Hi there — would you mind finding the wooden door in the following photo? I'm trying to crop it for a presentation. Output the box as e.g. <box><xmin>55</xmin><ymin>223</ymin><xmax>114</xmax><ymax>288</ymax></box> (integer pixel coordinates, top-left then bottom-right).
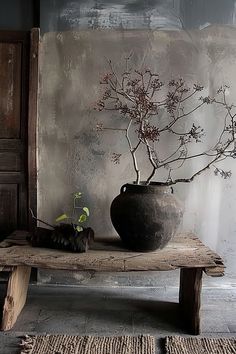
<box><xmin>0</xmin><ymin>32</ymin><xmax>33</xmax><ymax>240</ymax></box>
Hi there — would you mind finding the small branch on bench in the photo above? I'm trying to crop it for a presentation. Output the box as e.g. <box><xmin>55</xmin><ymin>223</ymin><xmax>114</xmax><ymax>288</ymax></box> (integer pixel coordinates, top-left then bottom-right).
<box><xmin>29</xmin><ymin>208</ymin><xmax>54</xmax><ymax>229</ymax></box>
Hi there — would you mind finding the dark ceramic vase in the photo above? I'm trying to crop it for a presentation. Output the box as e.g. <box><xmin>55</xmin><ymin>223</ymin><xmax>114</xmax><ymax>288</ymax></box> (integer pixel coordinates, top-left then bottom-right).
<box><xmin>110</xmin><ymin>182</ymin><xmax>183</xmax><ymax>252</ymax></box>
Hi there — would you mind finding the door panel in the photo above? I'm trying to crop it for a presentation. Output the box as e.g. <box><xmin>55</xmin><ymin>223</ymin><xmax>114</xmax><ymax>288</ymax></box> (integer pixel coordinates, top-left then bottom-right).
<box><xmin>0</xmin><ymin>42</ymin><xmax>21</xmax><ymax>138</ymax></box>
<box><xmin>0</xmin><ymin>32</ymin><xmax>30</xmax><ymax>240</ymax></box>
<box><xmin>0</xmin><ymin>152</ymin><xmax>21</xmax><ymax>171</ymax></box>
<box><xmin>0</xmin><ymin>184</ymin><xmax>18</xmax><ymax>234</ymax></box>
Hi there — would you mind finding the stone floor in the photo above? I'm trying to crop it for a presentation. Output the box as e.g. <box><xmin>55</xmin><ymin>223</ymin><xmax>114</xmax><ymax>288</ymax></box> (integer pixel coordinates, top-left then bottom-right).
<box><xmin>0</xmin><ymin>282</ymin><xmax>236</xmax><ymax>353</ymax></box>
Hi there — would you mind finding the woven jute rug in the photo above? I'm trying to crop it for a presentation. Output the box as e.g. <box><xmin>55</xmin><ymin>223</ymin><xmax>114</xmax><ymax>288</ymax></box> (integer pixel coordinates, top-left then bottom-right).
<box><xmin>20</xmin><ymin>334</ymin><xmax>155</xmax><ymax>354</ymax></box>
<box><xmin>165</xmin><ymin>336</ymin><xmax>236</xmax><ymax>354</ymax></box>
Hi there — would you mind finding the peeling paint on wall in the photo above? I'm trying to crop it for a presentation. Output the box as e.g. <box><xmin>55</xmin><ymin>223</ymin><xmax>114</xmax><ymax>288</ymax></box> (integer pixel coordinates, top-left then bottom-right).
<box><xmin>41</xmin><ymin>0</ymin><xmax>181</xmax><ymax>31</ymax></box>
<box><xmin>41</xmin><ymin>0</ymin><xmax>236</xmax><ymax>32</ymax></box>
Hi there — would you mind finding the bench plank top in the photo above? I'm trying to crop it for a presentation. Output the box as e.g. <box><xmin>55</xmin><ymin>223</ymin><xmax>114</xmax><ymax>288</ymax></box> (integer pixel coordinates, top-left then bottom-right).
<box><xmin>0</xmin><ymin>231</ymin><xmax>224</xmax><ymax>275</ymax></box>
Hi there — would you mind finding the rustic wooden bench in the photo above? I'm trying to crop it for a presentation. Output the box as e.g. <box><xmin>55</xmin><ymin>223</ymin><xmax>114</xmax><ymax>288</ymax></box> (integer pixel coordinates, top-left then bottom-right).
<box><xmin>0</xmin><ymin>231</ymin><xmax>224</xmax><ymax>334</ymax></box>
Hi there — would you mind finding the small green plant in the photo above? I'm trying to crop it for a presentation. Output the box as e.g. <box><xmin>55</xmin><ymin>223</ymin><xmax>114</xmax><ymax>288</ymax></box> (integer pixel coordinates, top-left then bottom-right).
<box><xmin>55</xmin><ymin>192</ymin><xmax>90</xmax><ymax>232</ymax></box>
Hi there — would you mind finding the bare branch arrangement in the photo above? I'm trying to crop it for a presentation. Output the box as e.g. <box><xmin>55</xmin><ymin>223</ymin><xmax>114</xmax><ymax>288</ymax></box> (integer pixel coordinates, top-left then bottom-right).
<box><xmin>95</xmin><ymin>59</ymin><xmax>236</xmax><ymax>185</ymax></box>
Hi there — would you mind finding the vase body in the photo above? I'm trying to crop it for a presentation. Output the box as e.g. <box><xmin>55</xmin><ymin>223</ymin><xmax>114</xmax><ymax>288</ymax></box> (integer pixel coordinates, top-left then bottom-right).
<box><xmin>110</xmin><ymin>182</ymin><xmax>183</xmax><ymax>252</ymax></box>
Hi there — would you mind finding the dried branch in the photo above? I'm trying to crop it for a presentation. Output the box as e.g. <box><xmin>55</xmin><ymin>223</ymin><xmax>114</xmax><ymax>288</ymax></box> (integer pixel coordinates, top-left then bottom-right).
<box><xmin>96</xmin><ymin>61</ymin><xmax>236</xmax><ymax>185</ymax></box>
<box><xmin>159</xmin><ymin>102</ymin><xmax>205</xmax><ymax>133</ymax></box>
<box><xmin>126</xmin><ymin>119</ymin><xmax>141</xmax><ymax>184</ymax></box>
<box><xmin>169</xmin><ymin>155</ymin><xmax>221</xmax><ymax>185</ymax></box>
<box><xmin>29</xmin><ymin>208</ymin><xmax>54</xmax><ymax>229</ymax></box>
<box><xmin>168</xmin><ymin>138</ymin><xmax>233</xmax><ymax>185</ymax></box>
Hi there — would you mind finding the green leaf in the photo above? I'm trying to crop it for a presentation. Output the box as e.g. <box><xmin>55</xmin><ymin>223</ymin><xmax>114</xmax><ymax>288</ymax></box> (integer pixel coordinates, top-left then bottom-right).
<box><xmin>76</xmin><ymin>225</ymin><xmax>83</xmax><ymax>232</ymax></box>
<box><xmin>78</xmin><ymin>214</ymin><xmax>87</xmax><ymax>223</ymax></box>
<box><xmin>74</xmin><ymin>192</ymin><xmax>82</xmax><ymax>199</ymax></box>
<box><xmin>55</xmin><ymin>214</ymin><xmax>68</xmax><ymax>222</ymax></box>
<box><xmin>83</xmin><ymin>207</ymin><xmax>90</xmax><ymax>216</ymax></box>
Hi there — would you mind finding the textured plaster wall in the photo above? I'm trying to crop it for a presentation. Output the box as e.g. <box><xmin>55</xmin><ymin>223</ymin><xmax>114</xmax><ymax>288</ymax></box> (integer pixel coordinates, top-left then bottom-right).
<box><xmin>39</xmin><ymin>0</ymin><xmax>236</xmax><ymax>285</ymax></box>
<box><xmin>40</xmin><ymin>0</ymin><xmax>236</xmax><ymax>32</ymax></box>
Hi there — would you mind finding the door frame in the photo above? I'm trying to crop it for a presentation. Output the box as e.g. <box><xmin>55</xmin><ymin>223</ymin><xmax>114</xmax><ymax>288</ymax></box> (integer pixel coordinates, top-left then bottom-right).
<box><xmin>0</xmin><ymin>29</ymin><xmax>39</xmax><ymax>231</ymax></box>
<box><xmin>28</xmin><ymin>28</ymin><xmax>39</xmax><ymax>231</ymax></box>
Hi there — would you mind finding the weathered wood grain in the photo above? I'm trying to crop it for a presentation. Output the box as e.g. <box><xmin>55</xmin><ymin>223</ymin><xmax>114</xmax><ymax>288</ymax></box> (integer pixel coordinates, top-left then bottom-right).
<box><xmin>179</xmin><ymin>268</ymin><xmax>203</xmax><ymax>335</ymax></box>
<box><xmin>0</xmin><ymin>185</ymin><xmax>18</xmax><ymax>237</ymax></box>
<box><xmin>0</xmin><ymin>42</ymin><xmax>21</xmax><ymax>139</ymax></box>
<box><xmin>0</xmin><ymin>232</ymin><xmax>224</xmax><ymax>276</ymax></box>
<box><xmin>0</xmin><ymin>266</ymin><xmax>13</xmax><ymax>272</ymax></box>
<box><xmin>1</xmin><ymin>266</ymin><xmax>31</xmax><ymax>331</ymax></box>
<box><xmin>0</xmin><ymin>231</ymin><xmax>224</xmax><ymax>333</ymax></box>
<box><xmin>0</xmin><ymin>230</ymin><xmax>29</xmax><ymax>248</ymax></box>
<box><xmin>0</xmin><ymin>31</ymin><xmax>30</xmax><ymax>238</ymax></box>
<box><xmin>205</xmin><ymin>266</ymin><xmax>225</xmax><ymax>277</ymax></box>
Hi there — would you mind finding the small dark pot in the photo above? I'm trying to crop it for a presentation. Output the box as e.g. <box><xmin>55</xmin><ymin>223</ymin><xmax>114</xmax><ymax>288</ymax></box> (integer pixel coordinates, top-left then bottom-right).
<box><xmin>30</xmin><ymin>224</ymin><xmax>94</xmax><ymax>253</ymax></box>
<box><xmin>110</xmin><ymin>182</ymin><xmax>183</xmax><ymax>252</ymax></box>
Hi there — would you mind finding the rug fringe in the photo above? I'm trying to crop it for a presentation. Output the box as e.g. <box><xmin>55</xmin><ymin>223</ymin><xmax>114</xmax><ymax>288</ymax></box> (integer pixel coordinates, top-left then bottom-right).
<box><xmin>20</xmin><ymin>335</ymin><xmax>36</xmax><ymax>354</ymax></box>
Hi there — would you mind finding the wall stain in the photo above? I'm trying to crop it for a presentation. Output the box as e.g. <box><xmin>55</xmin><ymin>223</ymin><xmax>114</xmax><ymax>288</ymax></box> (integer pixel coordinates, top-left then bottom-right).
<box><xmin>41</xmin><ymin>0</ymin><xmax>236</xmax><ymax>33</ymax></box>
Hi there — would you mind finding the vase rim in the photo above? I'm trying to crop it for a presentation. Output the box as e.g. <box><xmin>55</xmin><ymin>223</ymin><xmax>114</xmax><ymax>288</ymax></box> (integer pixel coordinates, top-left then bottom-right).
<box><xmin>130</xmin><ymin>181</ymin><xmax>170</xmax><ymax>187</ymax></box>
<box><xmin>120</xmin><ymin>182</ymin><xmax>173</xmax><ymax>194</ymax></box>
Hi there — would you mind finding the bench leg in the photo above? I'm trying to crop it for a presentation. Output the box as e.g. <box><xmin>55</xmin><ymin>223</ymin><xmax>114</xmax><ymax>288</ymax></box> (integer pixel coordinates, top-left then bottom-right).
<box><xmin>1</xmin><ymin>266</ymin><xmax>31</xmax><ymax>331</ymax></box>
<box><xmin>179</xmin><ymin>267</ymin><xmax>203</xmax><ymax>335</ymax></box>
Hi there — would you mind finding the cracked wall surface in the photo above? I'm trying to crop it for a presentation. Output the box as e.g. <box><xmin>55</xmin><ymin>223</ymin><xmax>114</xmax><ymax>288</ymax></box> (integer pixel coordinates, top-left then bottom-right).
<box><xmin>38</xmin><ymin>0</ymin><xmax>236</xmax><ymax>285</ymax></box>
